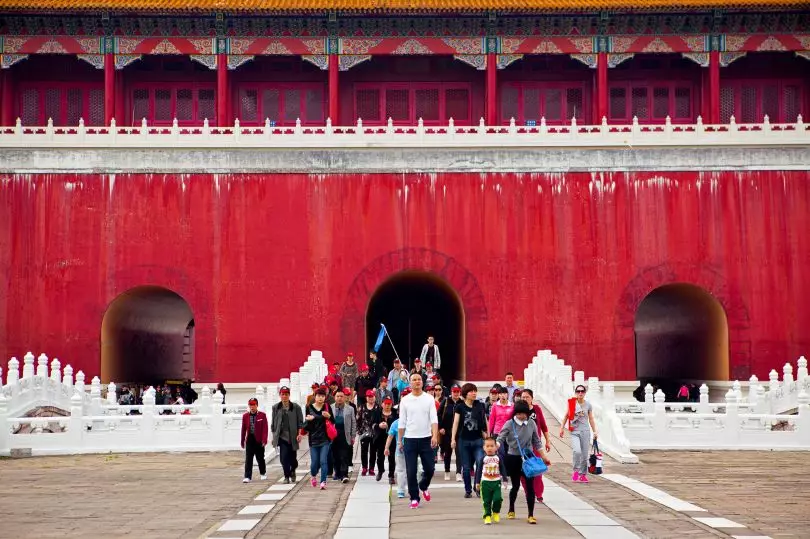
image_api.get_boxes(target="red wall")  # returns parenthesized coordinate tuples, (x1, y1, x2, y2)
(1, 170, 809, 382)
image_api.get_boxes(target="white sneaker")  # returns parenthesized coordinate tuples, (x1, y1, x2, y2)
(444, 472, 450, 481)
(348, 466, 354, 474)
(455, 473, 462, 482)
(260, 475, 267, 481)
(242, 478, 250, 483)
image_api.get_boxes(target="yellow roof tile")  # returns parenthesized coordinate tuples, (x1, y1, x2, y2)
(0, 0, 803, 11)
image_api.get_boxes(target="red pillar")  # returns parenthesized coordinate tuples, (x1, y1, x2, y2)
(595, 52, 608, 123)
(217, 53, 228, 127)
(1, 69, 14, 126)
(104, 52, 115, 126)
(709, 50, 720, 124)
(114, 70, 125, 125)
(328, 53, 339, 124)
(486, 52, 497, 125)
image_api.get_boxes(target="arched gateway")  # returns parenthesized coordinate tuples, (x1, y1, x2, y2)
(341, 248, 488, 382)
(101, 286, 194, 384)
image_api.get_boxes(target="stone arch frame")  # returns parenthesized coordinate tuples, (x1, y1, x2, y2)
(87, 264, 215, 382)
(340, 248, 488, 379)
(614, 263, 752, 380)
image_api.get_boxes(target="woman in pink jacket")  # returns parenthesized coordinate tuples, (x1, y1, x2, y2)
(488, 386, 514, 484)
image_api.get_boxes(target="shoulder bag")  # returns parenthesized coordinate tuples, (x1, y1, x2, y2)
(323, 405, 338, 441)
(588, 439, 603, 475)
(512, 419, 548, 478)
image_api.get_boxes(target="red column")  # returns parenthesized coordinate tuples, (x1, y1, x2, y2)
(595, 51, 608, 123)
(709, 50, 720, 124)
(217, 53, 228, 127)
(486, 52, 497, 125)
(328, 53, 339, 125)
(114, 70, 125, 125)
(1, 69, 14, 126)
(104, 52, 115, 126)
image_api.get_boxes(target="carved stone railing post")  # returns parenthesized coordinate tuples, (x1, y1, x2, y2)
(22, 352, 35, 379)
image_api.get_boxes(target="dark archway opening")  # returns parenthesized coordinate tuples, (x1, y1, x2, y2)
(366, 271, 465, 383)
(101, 286, 194, 384)
(635, 283, 729, 393)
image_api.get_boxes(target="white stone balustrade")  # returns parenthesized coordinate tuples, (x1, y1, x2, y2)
(0, 116, 807, 150)
(0, 349, 323, 457)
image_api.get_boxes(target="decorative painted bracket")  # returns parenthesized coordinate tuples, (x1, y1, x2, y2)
(228, 55, 254, 70)
(1, 54, 28, 69)
(454, 55, 486, 70)
(608, 53, 634, 68)
(570, 54, 598, 69)
(115, 54, 142, 70)
(339, 55, 371, 71)
(77, 54, 105, 69)
(190, 54, 217, 70)
(302, 55, 329, 70)
(719, 52, 746, 67)
(497, 54, 523, 70)
(682, 52, 710, 67)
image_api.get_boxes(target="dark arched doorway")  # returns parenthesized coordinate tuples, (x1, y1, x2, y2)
(366, 271, 465, 382)
(635, 283, 729, 385)
(101, 286, 194, 384)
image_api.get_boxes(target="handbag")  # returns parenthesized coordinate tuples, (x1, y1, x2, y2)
(323, 405, 338, 441)
(512, 420, 548, 478)
(588, 439, 603, 475)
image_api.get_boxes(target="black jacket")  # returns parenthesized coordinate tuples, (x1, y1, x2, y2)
(371, 407, 398, 442)
(303, 403, 331, 447)
(439, 396, 462, 434)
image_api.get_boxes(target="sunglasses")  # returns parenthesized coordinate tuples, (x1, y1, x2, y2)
(575, 389, 586, 394)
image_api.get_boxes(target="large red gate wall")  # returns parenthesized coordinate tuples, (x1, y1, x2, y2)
(1, 171, 808, 382)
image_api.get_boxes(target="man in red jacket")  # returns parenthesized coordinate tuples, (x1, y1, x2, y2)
(241, 397, 269, 483)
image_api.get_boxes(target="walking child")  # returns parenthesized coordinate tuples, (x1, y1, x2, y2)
(480, 437, 503, 525)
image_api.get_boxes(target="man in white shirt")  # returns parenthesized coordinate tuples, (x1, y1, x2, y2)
(398, 372, 439, 509)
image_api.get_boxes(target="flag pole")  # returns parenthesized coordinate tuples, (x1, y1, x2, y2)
(382, 324, 403, 368)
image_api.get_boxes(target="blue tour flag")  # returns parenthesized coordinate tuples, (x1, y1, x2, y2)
(373, 324, 387, 352)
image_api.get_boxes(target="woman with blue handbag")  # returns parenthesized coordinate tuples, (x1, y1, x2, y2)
(496, 400, 551, 525)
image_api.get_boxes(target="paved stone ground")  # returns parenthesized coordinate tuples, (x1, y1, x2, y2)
(0, 452, 273, 539)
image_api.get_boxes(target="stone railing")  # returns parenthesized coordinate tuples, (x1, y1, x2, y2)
(524, 350, 638, 464)
(0, 115, 807, 150)
(525, 350, 810, 454)
(0, 350, 327, 457)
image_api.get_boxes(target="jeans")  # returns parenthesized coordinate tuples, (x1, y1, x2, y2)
(278, 438, 297, 479)
(244, 435, 266, 480)
(459, 438, 485, 494)
(403, 437, 435, 502)
(310, 442, 331, 483)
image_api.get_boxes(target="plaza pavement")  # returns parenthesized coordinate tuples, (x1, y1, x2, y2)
(2, 406, 810, 539)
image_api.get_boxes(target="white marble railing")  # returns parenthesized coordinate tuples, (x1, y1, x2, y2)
(525, 350, 810, 455)
(0, 115, 807, 149)
(0, 350, 327, 456)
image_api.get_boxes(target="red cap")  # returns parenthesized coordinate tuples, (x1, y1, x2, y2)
(426, 385, 434, 391)
(360, 363, 368, 372)
(383, 397, 393, 405)
(279, 386, 291, 394)
(342, 387, 352, 396)
(311, 382, 320, 389)
(489, 388, 498, 394)
(248, 398, 258, 405)
(365, 389, 375, 397)
(432, 375, 440, 380)
(401, 388, 412, 397)
(347, 352, 354, 357)
(451, 386, 461, 393)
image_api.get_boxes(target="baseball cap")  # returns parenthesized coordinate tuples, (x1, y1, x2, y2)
(248, 397, 258, 405)
(383, 397, 393, 405)
(426, 384, 434, 391)
(365, 389, 375, 397)
(451, 384, 461, 392)
(342, 387, 352, 396)
(401, 387, 412, 397)
(279, 386, 290, 394)
(311, 382, 319, 389)
(489, 387, 498, 394)
(346, 352, 354, 357)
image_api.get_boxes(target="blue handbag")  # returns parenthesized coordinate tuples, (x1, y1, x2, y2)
(512, 419, 548, 478)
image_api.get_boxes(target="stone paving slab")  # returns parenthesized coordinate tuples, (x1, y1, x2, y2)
(0, 452, 272, 539)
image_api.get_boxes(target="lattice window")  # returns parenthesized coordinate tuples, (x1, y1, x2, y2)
(284, 89, 301, 123)
(197, 89, 215, 123)
(500, 85, 519, 123)
(761, 85, 779, 122)
(88, 89, 104, 126)
(305, 88, 324, 123)
(21, 88, 39, 125)
(445, 88, 469, 122)
(356, 89, 381, 122)
(720, 86, 734, 123)
(263, 89, 280, 123)
(154, 89, 172, 122)
(523, 88, 540, 123)
(609, 87, 627, 119)
(652, 87, 669, 119)
(66, 88, 82, 127)
(385, 89, 410, 122)
(132, 89, 149, 124)
(415, 89, 440, 122)
(566, 88, 583, 121)
(740, 86, 757, 123)
(240, 89, 258, 123)
(631, 87, 649, 120)
(176, 89, 193, 122)
(45, 88, 60, 125)
(544, 89, 562, 122)
(783, 85, 801, 123)
(674, 87, 691, 119)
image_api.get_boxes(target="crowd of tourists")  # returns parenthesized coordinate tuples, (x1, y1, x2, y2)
(240, 340, 597, 526)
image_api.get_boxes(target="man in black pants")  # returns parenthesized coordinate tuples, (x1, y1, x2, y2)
(240, 398, 268, 483)
(271, 386, 304, 484)
(331, 388, 357, 483)
(438, 384, 463, 481)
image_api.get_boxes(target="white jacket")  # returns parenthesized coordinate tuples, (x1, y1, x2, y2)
(419, 344, 441, 370)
